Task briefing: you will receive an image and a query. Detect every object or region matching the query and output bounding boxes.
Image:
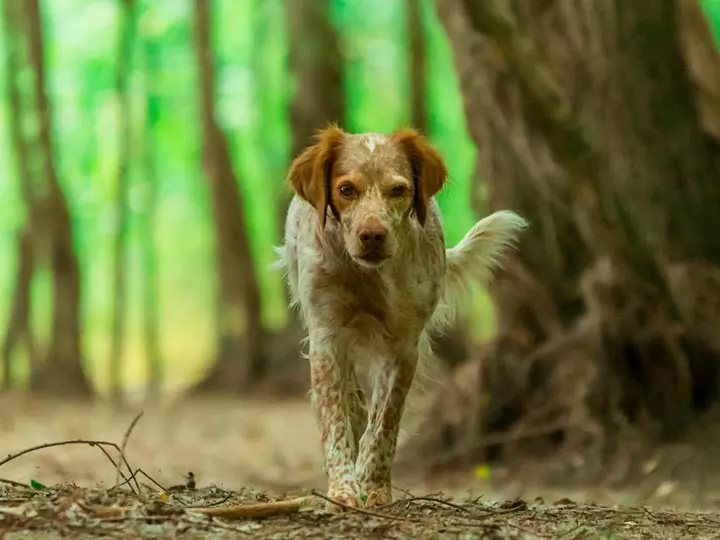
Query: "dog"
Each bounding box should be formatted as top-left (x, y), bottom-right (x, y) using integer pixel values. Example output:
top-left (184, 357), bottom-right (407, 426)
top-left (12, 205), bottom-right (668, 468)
top-left (274, 125), bottom-right (527, 510)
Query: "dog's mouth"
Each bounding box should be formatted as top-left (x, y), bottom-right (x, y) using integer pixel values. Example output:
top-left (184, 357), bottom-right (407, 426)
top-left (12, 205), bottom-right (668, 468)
top-left (355, 251), bottom-right (390, 268)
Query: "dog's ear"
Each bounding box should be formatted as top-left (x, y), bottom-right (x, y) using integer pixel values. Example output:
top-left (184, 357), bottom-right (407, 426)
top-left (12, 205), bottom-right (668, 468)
top-left (288, 124), bottom-right (345, 229)
top-left (392, 128), bottom-right (448, 226)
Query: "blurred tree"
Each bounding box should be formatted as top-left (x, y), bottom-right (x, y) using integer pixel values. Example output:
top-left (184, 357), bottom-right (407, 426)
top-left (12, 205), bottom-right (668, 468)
top-left (406, 0), bottom-right (471, 369)
top-left (415, 0), bottom-right (720, 479)
top-left (109, 0), bottom-right (137, 404)
top-left (257, 0), bottom-right (345, 392)
top-left (1, 0), bottom-right (40, 389)
top-left (24, 0), bottom-right (92, 396)
top-left (407, 0), bottom-right (428, 133)
top-left (190, 0), bottom-right (266, 393)
top-left (139, 29), bottom-right (163, 398)
top-left (285, 0), bottom-right (344, 161)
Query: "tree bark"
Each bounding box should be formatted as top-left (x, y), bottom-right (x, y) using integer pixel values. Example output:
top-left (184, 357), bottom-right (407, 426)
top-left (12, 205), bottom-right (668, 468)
top-left (140, 32), bottom-right (162, 398)
top-left (24, 0), bottom-right (92, 397)
top-left (190, 0), bottom-right (266, 394)
top-left (410, 0), bottom-right (720, 481)
top-left (109, 0), bottom-right (136, 404)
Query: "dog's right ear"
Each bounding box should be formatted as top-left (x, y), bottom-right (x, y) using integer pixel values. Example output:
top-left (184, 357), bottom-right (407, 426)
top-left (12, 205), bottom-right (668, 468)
top-left (288, 124), bottom-right (345, 229)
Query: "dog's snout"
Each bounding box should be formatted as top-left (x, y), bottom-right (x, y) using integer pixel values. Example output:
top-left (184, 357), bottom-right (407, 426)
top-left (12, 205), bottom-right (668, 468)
top-left (359, 226), bottom-right (388, 249)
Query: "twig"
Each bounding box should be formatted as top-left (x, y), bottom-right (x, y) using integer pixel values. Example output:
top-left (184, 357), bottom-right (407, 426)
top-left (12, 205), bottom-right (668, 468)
top-left (115, 411), bottom-right (143, 488)
top-left (114, 467), bottom-right (190, 506)
top-left (379, 494), bottom-right (472, 514)
top-left (0, 439), bottom-right (140, 494)
top-left (95, 443), bottom-right (141, 495)
top-left (201, 492), bottom-right (234, 507)
top-left (310, 489), bottom-right (414, 521)
top-left (0, 477), bottom-right (30, 488)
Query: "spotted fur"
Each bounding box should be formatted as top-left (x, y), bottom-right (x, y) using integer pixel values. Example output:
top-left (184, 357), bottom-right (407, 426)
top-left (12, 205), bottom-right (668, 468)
top-left (274, 126), bottom-right (527, 510)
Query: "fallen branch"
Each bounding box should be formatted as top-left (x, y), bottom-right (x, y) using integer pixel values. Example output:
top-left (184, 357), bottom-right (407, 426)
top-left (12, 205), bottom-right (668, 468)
top-left (191, 495), bottom-right (312, 519)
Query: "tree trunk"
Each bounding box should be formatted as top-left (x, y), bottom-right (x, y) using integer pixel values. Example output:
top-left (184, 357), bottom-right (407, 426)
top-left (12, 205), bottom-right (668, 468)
top-left (406, 0), bottom-right (472, 368)
top-left (409, 0), bottom-right (720, 483)
top-left (285, 0), bottom-right (345, 163)
top-left (109, 0), bottom-right (136, 404)
top-left (283, 0), bottom-right (344, 234)
top-left (407, 0), bottom-right (428, 133)
top-left (271, 0), bottom-right (345, 390)
top-left (1, 0), bottom-right (40, 389)
top-left (190, 0), bottom-right (266, 394)
top-left (24, 0), bottom-right (92, 397)
top-left (140, 32), bottom-right (162, 398)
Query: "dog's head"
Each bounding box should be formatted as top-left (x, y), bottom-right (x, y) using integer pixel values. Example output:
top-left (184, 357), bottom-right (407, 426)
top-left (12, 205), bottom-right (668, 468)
top-left (288, 125), bottom-right (448, 268)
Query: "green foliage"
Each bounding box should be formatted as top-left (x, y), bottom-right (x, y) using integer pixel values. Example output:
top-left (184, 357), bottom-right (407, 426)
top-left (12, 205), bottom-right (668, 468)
top-left (20, 0), bottom-right (717, 391)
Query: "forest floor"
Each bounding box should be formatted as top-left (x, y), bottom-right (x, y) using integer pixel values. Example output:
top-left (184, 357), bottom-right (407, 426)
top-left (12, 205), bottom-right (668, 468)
top-left (1, 395), bottom-right (719, 539)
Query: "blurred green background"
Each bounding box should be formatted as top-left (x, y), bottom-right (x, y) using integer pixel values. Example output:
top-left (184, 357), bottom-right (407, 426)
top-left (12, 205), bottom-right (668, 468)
top-left (1, 0), bottom-right (719, 394)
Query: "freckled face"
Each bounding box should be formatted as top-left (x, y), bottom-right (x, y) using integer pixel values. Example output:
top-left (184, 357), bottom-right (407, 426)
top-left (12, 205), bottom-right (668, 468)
top-left (329, 134), bottom-right (415, 268)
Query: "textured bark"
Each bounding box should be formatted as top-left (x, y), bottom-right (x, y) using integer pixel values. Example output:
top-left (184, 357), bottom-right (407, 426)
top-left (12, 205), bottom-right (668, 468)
top-left (24, 0), bottom-right (92, 397)
top-left (409, 0), bottom-right (720, 481)
top-left (190, 0), bottom-right (266, 394)
top-left (109, 0), bottom-right (136, 403)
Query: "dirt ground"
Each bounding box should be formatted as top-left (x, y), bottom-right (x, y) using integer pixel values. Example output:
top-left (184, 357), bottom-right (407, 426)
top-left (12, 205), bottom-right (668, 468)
top-left (1, 395), bottom-right (719, 538)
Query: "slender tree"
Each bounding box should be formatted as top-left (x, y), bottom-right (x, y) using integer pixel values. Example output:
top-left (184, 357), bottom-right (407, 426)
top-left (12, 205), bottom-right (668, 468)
top-left (285, 0), bottom-right (344, 162)
top-left (411, 0), bottom-right (720, 479)
top-left (24, 0), bottom-right (92, 396)
top-left (109, 0), bottom-right (137, 404)
top-left (405, 0), bottom-right (471, 368)
top-left (274, 0), bottom-right (345, 386)
top-left (139, 31), bottom-right (163, 397)
top-left (407, 0), bottom-right (428, 133)
top-left (190, 0), bottom-right (266, 393)
top-left (1, 0), bottom-right (40, 390)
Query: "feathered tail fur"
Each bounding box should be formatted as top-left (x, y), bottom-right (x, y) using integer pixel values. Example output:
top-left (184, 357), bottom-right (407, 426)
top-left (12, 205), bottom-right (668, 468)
top-left (429, 210), bottom-right (528, 333)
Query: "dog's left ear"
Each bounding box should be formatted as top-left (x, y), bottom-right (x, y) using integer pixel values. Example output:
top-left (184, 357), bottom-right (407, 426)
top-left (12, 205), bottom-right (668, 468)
top-left (392, 128), bottom-right (448, 226)
top-left (288, 124), bottom-right (345, 229)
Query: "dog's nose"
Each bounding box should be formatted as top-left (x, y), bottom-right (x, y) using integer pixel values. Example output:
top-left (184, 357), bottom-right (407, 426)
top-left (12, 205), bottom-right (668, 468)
top-left (359, 226), bottom-right (387, 249)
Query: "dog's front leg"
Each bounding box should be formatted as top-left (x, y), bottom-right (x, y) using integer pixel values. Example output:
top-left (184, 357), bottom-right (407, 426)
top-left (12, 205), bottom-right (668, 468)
top-left (308, 333), bottom-right (364, 511)
top-left (355, 347), bottom-right (417, 507)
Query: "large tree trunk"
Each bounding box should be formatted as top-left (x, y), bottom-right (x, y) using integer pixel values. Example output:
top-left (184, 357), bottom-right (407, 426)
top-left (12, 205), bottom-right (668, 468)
top-left (407, 0), bottom-right (720, 484)
top-left (190, 0), bottom-right (266, 394)
top-left (140, 32), bottom-right (163, 398)
top-left (109, 0), bottom-right (136, 404)
top-left (24, 0), bottom-right (92, 397)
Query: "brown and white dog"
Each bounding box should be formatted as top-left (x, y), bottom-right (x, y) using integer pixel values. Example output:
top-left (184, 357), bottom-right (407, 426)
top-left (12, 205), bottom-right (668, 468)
top-left (274, 125), bottom-right (527, 511)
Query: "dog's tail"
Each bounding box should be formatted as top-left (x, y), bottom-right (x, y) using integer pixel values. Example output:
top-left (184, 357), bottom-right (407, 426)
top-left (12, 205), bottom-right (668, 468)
top-left (429, 210), bottom-right (528, 333)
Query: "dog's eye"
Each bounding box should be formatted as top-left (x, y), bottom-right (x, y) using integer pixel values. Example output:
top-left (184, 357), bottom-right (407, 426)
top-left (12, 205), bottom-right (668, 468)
top-left (338, 184), bottom-right (357, 197)
top-left (389, 185), bottom-right (407, 198)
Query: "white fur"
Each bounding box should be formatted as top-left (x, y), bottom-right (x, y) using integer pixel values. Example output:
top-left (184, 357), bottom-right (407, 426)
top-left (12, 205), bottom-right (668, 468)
top-left (429, 210), bottom-right (529, 333)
